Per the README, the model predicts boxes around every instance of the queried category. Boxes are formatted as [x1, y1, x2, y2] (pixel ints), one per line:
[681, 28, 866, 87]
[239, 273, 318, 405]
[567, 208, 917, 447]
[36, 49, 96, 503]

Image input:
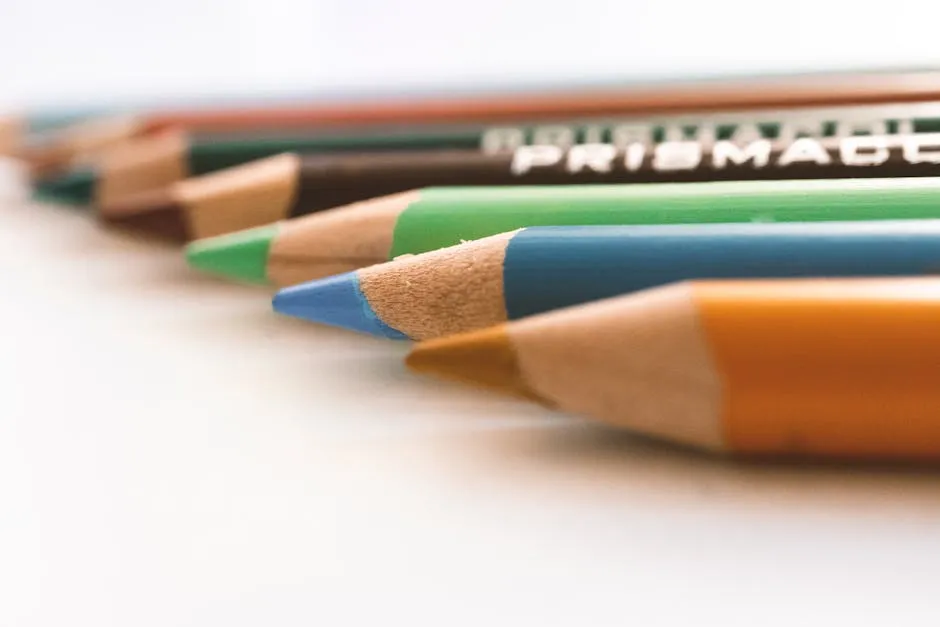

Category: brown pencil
[102, 124, 940, 243]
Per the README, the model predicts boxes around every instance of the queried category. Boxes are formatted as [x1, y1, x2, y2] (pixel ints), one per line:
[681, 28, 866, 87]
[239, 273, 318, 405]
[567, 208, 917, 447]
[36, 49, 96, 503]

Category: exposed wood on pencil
[99, 153, 301, 242]
[0, 115, 23, 157]
[96, 131, 188, 207]
[266, 191, 414, 286]
[358, 231, 513, 339]
[408, 282, 725, 449]
[23, 116, 144, 176]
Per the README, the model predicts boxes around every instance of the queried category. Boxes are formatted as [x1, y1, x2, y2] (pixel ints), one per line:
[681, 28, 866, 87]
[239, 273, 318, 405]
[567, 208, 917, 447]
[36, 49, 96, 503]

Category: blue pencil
[272, 219, 940, 339]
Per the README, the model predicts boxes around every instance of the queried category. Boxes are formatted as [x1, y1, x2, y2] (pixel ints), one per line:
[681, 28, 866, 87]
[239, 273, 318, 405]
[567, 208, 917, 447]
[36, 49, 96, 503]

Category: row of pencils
[11, 68, 940, 463]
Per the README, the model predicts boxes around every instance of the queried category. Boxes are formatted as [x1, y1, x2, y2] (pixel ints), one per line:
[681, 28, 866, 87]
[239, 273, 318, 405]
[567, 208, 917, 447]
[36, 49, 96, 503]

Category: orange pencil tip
[406, 326, 543, 402]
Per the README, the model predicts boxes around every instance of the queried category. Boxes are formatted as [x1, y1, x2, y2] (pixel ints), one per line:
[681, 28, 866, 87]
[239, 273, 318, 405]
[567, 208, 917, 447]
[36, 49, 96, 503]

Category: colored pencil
[32, 99, 940, 207]
[186, 176, 940, 286]
[96, 115, 940, 242]
[1, 109, 110, 157]
[271, 220, 940, 339]
[20, 68, 940, 168]
[407, 277, 940, 461]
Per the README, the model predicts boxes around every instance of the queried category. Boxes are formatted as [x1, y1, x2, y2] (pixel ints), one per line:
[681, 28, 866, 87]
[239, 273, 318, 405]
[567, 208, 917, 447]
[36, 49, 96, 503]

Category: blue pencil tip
[272, 272, 409, 339]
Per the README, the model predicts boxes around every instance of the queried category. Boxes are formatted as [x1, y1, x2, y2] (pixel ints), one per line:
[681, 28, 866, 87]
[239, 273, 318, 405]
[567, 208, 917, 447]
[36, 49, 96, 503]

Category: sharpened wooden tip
[177, 153, 300, 240]
[22, 115, 144, 176]
[406, 325, 545, 403]
[265, 190, 416, 286]
[0, 114, 23, 157]
[96, 130, 188, 207]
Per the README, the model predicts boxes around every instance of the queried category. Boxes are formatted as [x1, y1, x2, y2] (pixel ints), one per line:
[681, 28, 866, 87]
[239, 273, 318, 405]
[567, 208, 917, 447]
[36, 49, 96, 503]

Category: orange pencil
[408, 277, 940, 461]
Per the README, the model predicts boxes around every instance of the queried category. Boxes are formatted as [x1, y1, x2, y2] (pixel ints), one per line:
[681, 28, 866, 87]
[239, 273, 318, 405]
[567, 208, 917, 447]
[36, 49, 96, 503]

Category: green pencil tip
[186, 224, 280, 284]
[32, 167, 96, 206]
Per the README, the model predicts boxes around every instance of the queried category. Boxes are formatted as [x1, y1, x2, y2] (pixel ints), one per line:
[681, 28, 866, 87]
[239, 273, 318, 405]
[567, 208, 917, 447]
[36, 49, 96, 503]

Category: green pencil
[186, 176, 940, 286]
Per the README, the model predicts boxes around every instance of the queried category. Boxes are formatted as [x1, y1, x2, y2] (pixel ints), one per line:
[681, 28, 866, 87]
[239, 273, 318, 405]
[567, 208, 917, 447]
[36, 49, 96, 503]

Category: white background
[3, 1, 940, 625]
[3, 0, 940, 107]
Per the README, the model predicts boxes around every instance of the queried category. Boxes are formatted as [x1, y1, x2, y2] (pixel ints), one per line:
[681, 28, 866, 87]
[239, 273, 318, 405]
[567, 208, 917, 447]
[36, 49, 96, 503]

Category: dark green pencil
[34, 100, 940, 207]
[30, 123, 515, 207]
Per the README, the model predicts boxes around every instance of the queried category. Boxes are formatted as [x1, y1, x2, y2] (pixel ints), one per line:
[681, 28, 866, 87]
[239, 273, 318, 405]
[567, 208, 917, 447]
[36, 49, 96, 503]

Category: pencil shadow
[18, 193, 940, 508]
[456, 420, 940, 514]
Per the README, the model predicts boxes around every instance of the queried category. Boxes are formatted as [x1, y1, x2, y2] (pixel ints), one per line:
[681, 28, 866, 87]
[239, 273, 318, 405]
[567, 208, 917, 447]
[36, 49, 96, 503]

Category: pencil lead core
[272, 273, 408, 339]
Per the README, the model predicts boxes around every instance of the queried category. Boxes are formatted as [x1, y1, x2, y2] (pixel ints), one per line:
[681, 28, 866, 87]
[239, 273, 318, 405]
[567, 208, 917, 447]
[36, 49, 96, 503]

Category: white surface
[4, 168, 940, 625]
[4, 0, 940, 108]
[6, 1, 940, 623]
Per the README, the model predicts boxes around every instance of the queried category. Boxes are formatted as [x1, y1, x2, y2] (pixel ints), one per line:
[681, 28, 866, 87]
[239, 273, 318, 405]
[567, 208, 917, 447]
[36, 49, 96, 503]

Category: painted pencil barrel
[693, 278, 940, 458]
[183, 126, 494, 175]
[502, 220, 940, 320]
[390, 177, 940, 256]
[290, 131, 940, 213]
